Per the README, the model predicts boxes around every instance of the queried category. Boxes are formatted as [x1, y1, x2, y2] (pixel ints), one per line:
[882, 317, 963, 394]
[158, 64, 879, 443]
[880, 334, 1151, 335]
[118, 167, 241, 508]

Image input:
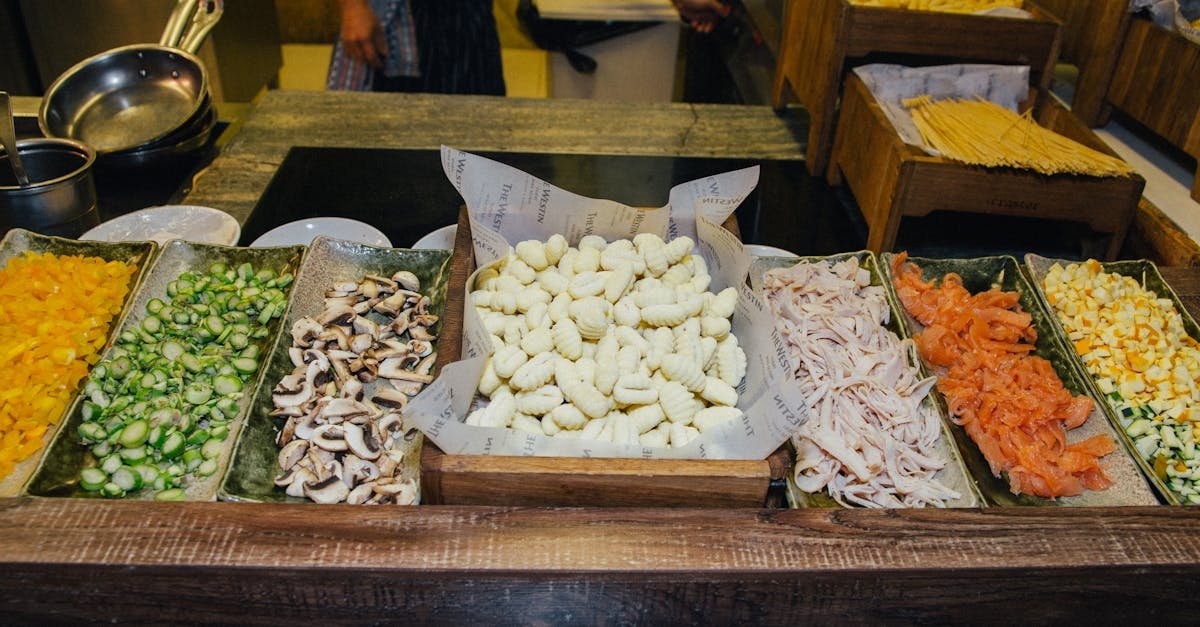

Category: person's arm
[337, 0, 388, 67]
[672, 0, 728, 33]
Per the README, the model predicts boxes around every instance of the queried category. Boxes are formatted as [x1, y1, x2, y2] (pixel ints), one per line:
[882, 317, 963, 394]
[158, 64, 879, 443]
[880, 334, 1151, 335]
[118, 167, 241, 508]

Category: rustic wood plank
[1108, 17, 1200, 203]
[3, 498, 1200, 622]
[830, 75, 1143, 257]
[1034, 0, 1131, 126]
[184, 93, 807, 225]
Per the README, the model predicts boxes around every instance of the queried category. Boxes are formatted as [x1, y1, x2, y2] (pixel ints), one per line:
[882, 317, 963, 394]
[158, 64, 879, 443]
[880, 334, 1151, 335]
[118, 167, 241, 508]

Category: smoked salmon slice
[891, 253, 1114, 498]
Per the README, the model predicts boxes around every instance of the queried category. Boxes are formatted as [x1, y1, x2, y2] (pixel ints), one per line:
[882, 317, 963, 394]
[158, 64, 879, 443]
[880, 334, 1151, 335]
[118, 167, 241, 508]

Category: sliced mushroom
[374, 293, 409, 316]
[272, 374, 313, 409]
[307, 446, 336, 468]
[341, 378, 364, 401]
[290, 317, 323, 348]
[323, 295, 357, 310]
[304, 475, 350, 504]
[346, 483, 375, 504]
[318, 304, 356, 327]
[413, 314, 439, 328]
[389, 379, 426, 396]
[302, 349, 330, 372]
[276, 417, 299, 447]
[380, 362, 434, 384]
[294, 412, 321, 440]
[319, 398, 372, 418]
[343, 422, 382, 460]
[359, 278, 379, 300]
[277, 439, 309, 470]
[349, 333, 373, 354]
[330, 358, 352, 384]
[330, 281, 359, 294]
[285, 467, 318, 497]
[409, 325, 437, 342]
[378, 449, 402, 477]
[414, 295, 431, 315]
[416, 353, 437, 376]
[288, 347, 305, 368]
[392, 271, 420, 291]
[408, 340, 433, 358]
[373, 389, 409, 412]
[269, 405, 305, 418]
[273, 467, 299, 488]
[319, 327, 351, 351]
[311, 424, 349, 452]
[343, 453, 381, 484]
[353, 316, 381, 339]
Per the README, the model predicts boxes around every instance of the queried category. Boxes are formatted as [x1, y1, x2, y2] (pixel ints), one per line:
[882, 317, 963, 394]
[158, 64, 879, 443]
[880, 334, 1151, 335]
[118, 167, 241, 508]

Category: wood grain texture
[1033, 0, 1131, 127]
[772, 0, 1061, 175]
[1108, 17, 1200, 201]
[3, 498, 1200, 622]
[830, 75, 1143, 257]
[421, 209, 771, 508]
[184, 92, 807, 225]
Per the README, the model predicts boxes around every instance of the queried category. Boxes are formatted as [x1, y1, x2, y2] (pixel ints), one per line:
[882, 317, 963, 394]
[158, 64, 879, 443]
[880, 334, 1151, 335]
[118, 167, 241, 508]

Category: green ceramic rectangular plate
[1025, 253, 1194, 505]
[754, 251, 983, 509]
[24, 240, 304, 501]
[219, 236, 451, 504]
[0, 228, 157, 497]
[879, 253, 1158, 507]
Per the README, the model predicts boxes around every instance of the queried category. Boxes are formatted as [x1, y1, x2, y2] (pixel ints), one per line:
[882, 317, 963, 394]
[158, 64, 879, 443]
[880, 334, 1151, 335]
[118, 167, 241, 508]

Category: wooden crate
[1107, 17, 1200, 202]
[1031, 0, 1131, 127]
[827, 74, 1145, 258]
[418, 209, 780, 508]
[771, 0, 1062, 176]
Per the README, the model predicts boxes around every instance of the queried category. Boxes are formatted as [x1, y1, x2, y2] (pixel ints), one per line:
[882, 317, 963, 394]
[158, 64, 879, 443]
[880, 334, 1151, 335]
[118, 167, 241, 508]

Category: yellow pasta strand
[848, 0, 1023, 13]
[902, 95, 1136, 178]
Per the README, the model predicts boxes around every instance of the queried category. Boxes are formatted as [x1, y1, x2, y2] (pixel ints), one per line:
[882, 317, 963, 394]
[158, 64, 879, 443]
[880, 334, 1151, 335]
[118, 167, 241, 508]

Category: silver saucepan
[38, 0, 224, 155]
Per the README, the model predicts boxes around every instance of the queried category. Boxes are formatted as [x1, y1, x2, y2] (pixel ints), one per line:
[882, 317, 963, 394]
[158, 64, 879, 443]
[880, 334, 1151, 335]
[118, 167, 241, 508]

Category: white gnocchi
[469, 233, 745, 448]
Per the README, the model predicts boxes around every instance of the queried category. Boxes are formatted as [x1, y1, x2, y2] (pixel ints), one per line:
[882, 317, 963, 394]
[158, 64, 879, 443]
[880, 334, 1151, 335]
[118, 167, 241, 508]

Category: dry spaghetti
[903, 95, 1135, 177]
[848, 0, 1023, 13]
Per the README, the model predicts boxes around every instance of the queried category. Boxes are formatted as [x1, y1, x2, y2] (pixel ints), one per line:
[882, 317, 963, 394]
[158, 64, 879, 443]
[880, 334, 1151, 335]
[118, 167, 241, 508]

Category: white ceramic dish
[412, 224, 457, 250]
[80, 205, 240, 246]
[249, 217, 391, 248]
[744, 243, 799, 258]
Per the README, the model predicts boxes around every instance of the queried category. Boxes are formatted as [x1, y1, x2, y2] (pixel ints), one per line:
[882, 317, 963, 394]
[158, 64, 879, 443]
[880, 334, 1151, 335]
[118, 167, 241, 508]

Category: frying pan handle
[177, 0, 225, 54]
[160, 0, 200, 48]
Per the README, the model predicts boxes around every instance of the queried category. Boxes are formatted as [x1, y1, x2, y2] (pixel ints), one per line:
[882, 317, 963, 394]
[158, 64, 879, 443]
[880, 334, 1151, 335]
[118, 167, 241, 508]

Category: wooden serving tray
[771, 0, 1062, 176]
[827, 74, 1145, 258]
[419, 209, 780, 508]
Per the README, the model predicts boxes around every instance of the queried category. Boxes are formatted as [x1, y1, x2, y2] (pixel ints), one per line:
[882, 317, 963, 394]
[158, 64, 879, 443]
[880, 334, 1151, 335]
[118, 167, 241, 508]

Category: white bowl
[250, 218, 391, 248]
[412, 224, 457, 250]
[744, 243, 800, 258]
[80, 205, 240, 246]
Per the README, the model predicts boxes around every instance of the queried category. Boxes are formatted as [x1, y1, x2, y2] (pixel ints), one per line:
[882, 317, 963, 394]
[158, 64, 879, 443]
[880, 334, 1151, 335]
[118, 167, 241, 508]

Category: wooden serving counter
[5, 91, 1200, 622]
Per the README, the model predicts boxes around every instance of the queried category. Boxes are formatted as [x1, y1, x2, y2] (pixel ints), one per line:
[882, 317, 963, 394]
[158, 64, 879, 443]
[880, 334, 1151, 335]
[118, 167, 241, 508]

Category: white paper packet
[853, 63, 1030, 154]
[405, 147, 811, 460]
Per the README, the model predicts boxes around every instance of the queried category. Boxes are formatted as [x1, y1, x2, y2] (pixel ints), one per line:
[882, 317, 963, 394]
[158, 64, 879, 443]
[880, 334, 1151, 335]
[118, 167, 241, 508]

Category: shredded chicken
[764, 258, 960, 508]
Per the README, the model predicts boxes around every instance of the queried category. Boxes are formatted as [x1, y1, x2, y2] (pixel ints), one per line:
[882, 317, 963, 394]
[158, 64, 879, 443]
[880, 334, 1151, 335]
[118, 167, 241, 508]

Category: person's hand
[673, 0, 728, 33]
[338, 0, 387, 68]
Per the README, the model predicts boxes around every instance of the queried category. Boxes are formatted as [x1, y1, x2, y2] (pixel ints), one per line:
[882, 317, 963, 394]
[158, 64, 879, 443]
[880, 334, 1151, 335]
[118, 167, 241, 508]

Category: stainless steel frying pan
[38, 0, 224, 155]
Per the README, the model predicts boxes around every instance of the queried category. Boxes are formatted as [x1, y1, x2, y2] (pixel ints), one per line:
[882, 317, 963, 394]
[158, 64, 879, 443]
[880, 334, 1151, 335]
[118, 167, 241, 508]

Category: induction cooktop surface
[244, 147, 1099, 259]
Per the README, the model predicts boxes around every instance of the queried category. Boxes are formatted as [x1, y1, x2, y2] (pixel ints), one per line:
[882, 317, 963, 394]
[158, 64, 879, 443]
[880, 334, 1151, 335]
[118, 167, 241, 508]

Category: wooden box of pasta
[826, 69, 1145, 259]
[415, 210, 788, 509]
[772, 0, 1062, 175]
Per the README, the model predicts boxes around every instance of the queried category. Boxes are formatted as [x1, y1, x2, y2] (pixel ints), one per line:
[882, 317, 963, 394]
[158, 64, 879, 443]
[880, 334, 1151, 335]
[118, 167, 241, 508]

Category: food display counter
[4, 91, 1200, 623]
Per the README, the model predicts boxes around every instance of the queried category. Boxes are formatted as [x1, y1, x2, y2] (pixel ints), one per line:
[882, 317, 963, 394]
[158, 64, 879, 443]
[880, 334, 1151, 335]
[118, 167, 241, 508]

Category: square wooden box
[419, 210, 783, 508]
[827, 74, 1145, 258]
[772, 0, 1062, 176]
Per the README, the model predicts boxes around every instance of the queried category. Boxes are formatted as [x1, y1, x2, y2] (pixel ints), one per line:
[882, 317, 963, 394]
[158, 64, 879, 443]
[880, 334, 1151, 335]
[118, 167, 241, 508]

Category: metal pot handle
[159, 0, 201, 48]
[177, 0, 225, 54]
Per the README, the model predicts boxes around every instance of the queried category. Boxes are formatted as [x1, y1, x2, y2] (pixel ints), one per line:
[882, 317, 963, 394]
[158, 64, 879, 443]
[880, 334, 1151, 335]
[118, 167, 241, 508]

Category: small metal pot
[0, 138, 99, 237]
